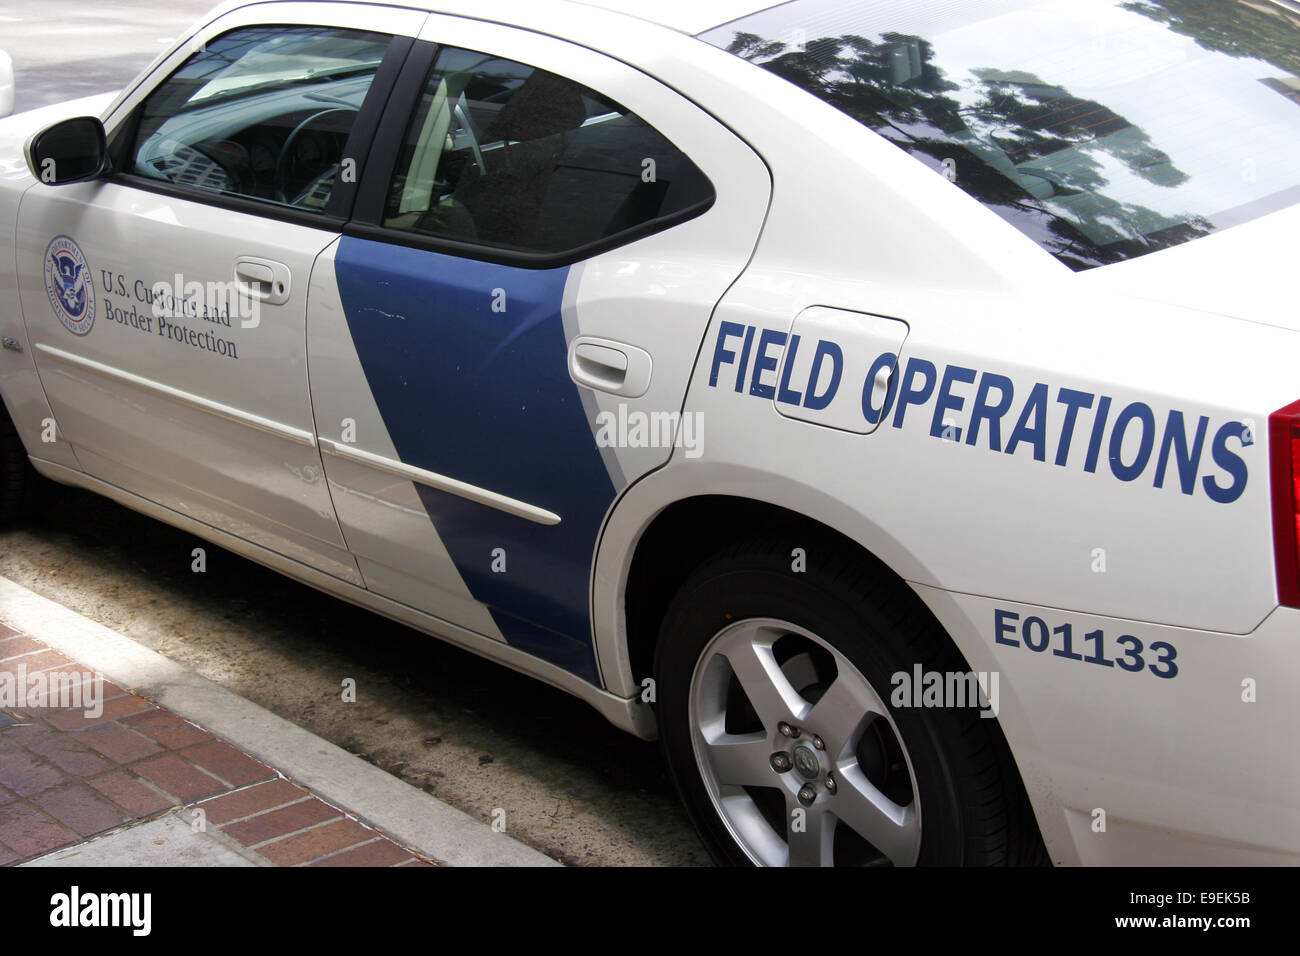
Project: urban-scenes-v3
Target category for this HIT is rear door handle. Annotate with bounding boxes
[568,336,652,398]
[234,256,291,306]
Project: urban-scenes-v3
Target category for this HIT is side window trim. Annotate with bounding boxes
[323,35,416,220]
[104,30,415,228]
[342,196,717,270]
[350,39,440,227]
[348,40,717,270]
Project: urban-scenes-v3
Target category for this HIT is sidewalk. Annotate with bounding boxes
[0,576,557,867]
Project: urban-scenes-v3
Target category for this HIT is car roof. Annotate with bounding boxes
[568,0,781,35]
[201,0,784,37]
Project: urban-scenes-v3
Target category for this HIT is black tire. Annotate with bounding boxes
[0,399,53,526]
[654,535,1045,866]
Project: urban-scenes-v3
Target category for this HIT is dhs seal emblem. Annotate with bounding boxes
[44,236,95,336]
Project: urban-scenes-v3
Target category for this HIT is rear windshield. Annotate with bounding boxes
[702,0,1300,270]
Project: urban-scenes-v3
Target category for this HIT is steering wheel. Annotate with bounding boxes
[452,99,487,177]
[190,139,254,195]
[273,107,359,205]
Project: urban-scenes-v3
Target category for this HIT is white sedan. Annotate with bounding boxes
[2,0,1299,866]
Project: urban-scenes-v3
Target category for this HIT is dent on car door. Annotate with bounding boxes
[306,20,771,683]
[14,12,421,582]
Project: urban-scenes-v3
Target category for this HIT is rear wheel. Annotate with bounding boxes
[654,537,1042,866]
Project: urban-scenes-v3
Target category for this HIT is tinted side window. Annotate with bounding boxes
[128,26,391,211]
[383,46,714,255]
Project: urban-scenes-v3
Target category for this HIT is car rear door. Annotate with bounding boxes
[305,16,771,680]
[15,3,425,582]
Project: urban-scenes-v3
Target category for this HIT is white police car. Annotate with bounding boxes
[2,0,1299,867]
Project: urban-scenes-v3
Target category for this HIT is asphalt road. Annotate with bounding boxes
[0,0,710,866]
[1,1,217,113]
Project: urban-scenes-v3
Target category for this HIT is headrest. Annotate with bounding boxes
[484,70,588,144]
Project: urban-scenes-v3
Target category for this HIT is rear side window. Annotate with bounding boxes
[126,25,391,212]
[702,0,1300,270]
[382,45,714,256]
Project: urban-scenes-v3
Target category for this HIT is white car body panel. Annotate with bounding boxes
[300,12,770,673]
[27,455,652,734]
[0,50,13,119]
[0,93,116,472]
[919,587,1300,865]
[0,0,1296,866]
[15,180,364,581]
[569,0,778,35]
[305,242,508,637]
[1076,201,1300,332]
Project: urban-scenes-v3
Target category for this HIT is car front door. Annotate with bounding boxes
[305,17,771,681]
[16,5,425,582]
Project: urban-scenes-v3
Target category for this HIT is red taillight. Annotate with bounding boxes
[1269,399,1300,608]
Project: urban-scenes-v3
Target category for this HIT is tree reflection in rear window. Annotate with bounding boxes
[701,0,1300,270]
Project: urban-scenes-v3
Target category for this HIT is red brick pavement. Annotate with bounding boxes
[0,621,434,866]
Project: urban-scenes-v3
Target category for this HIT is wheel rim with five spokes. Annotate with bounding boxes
[687,618,922,867]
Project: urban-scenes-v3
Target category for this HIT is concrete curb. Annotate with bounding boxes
[0,575,560,867]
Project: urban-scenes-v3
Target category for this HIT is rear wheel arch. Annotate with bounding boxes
[624,496,930,691]
[621,494,1048,864]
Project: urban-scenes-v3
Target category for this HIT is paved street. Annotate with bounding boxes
[1,2,217,112]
